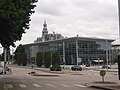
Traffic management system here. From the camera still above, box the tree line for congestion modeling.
[15,45,60,68]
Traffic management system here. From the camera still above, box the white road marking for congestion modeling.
[33,84,42,87]
[3,84,13,89]
[46,84,56,88]
[94,74,98,75]
[19,84,27,88]
[108,75,113,76]
[88,74,92,75]
[81,73,85,75]
[74,84,86,87]
[60,84,71,87]
[7,84,13,88]
[90,70,94,71]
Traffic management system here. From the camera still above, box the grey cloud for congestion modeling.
[36,0,66,16]
[14,0,118,47]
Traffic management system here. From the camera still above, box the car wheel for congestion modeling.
[0,72,3,74]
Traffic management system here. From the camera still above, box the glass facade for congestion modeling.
[23,37,114,65]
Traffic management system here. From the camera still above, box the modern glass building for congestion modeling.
[22,36,114,65]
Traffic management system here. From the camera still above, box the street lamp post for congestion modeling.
[50,52,52,67]
[106,40,109,71]
[50,44,53,67]
[3,47,7,74]
[76,36,78,65]
[12,48,14,64]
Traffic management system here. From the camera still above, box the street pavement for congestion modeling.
[34,65,120,90]
[0,65,120,90]
[0,66,100,90]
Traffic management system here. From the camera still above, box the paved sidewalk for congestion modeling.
[87,81,120,90]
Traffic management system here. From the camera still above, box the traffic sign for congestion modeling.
[100,70,106,82]
[100,70,106,76]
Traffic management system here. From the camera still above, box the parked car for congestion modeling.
[71,65,82,71]
[0,66,10,74]
[102,65,110,69]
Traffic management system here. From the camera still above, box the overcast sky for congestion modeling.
[0,0,119,53]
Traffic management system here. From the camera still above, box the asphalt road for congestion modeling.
[0,66,118,90]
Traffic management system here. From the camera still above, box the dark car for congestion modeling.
[102,65,110,69]
[71,65,82,71]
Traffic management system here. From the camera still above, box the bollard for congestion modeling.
[118,55,120,80]
[7,68,12,74]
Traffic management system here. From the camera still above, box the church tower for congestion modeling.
[42,21,48,41]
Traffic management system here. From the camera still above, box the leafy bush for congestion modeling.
[44,52,51,68]
[50,64,61,71]
[52,51,60,65]
[16,53,27,66]
[16,53,21,65]
[36,52,43,67]
[21,53,27,66]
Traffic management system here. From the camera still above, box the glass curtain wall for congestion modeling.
[24,38,113,65]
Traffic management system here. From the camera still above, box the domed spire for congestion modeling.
[43,20,47,27]
[42,20,48,41]
[42,20,48,31]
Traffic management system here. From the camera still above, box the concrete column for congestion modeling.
[76,40,78,65]
[63,42,65,64]
[106,40,109,70]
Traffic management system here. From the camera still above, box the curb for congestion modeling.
[35,68,64,74]
[89,85,114,90]
[94,69,118,72]
[28,72,60,77]
[87,82,119,90]
[33,74,59,77]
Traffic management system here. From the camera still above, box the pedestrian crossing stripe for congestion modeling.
[88,74,92,75]
[4,83,87,88]
[3,84,13,89]
[19,84,27,88]
[46,84,56,87]
[60,84,71,87]
[7,84,13,88]
[74,84,86,87]
[33,84,42,87]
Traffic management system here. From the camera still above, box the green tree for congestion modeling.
[16,53,27,66]
[52,51,60,65]
[0,54,3,61]
[0,0,37,47]
[44,52,51,68]
[36,52,43,67]
[15,44,25,53]
[14,44,27,66]
[16,53,21,65]
[21,53,27,66]
[0,0,37,73]
[14,44,25,64]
